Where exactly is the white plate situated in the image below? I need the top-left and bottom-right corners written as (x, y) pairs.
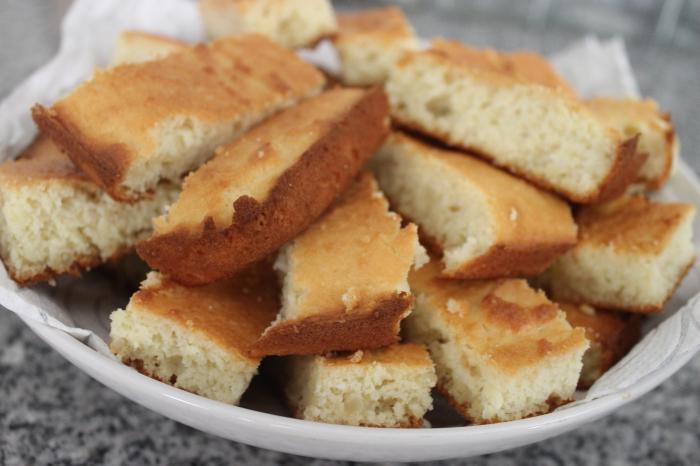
top-left (20, 298), bottom-right (699, 462)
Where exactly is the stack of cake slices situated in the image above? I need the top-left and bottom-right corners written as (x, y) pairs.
top-left (1, 1), bottom-right (693, 429)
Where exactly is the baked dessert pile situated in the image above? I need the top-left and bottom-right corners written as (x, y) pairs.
top-left (1, 1), bottom-right (694, 428)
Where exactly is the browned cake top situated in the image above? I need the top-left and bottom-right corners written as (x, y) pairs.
top-left (421, 39), bottom-right (577, 97)
top-left (282, 172), bottom-right (418, 320)
top-left (44, 34), bottom-right (325, 163)
top-left (153, 88), bottom-right (370, 235)
top-left (336, 6), bottom-right (413, 43)
top-left (129, 264), bottom-right (279, 361)
top-left (586, 97), bottom-right (672, 135)
top-left (320, 343), bottom-right (432, 367)
top-left (560, 301), bottom-right (641, 351)
top-left (0, 136), bottom-right (92, 187)
top-left (410, 260), bottom-right (587, 373)
top-left (576, 196), bottom-right (695, 255)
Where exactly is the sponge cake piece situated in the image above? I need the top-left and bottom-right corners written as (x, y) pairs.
top-left (333, 7), bottom-right (418, 86)
top-left (586, 97), bottom-right (676, 191)
top-left (112, 30), bottom-right (187, 65)
top-left (199, 0), bottom-right (337, 49)
top-left (385, 39), bottom-right (642, 203)
top-left (33, 34), bottom-right (325, 201)
top-left (544, 196), bottom-right (695, 313)
top-left (281, 344), bottom-right (437, 427)
top-left (372, 132), bottom-right (577, 279)
top-left (560, 302), bottom-right (642, 388)
top-left (405, 259), bottom-right (589, 424)
top-left (250, 173), bottom-right (424, 357)
top-left (137, 88), bottom-right (389, 286)
top-left (0, 137), bottom-right (178, 285)
top-left (109, 264), bottom-right (278, 405)
top-left (0, 29), bottom-right (190, 285)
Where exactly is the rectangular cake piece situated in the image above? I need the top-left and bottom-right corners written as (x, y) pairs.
top-left (586, 97), bottom-right (676, 191)
top-left (33, 34), bottom-right (325, 201)
top-left (111, 30), bottom-right (187, 65)
top-left (405, 259), bottom-right (588, 424)
top-left (137, 88), bottom-right (389, 286)
top-left (333, 6), bottom-right (418, 86)
top-left (199, 0), bottom-right (337, 49)
top-left (250, 173), bottom-right (425, 356)
top-left (372, 132), bottom-right (577, 279)
top-left (281, 344), bottom-right (437, 427)
top-left (543, 196), bottom-right (695, 313)
top-left (110, 264), bottom-right (278, 405)
top-left (0, 29), bottom-right (192, 285)
top-left (559, 302), bottom-right (641, 388)
top-left (0, 137), bottom-right (179, 285)
top-left (385, 39), bottom-right (642, 203)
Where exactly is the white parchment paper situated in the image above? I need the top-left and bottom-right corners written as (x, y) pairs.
top-left (0, 0), bottom-right (699, 406)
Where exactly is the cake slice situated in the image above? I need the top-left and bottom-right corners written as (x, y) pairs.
top-left (250, 173), bottom-right (425, 356)
top-left (0, 29), bottom-right (193, 285)
top-left (0, 137), bottom-right (178, 285)
top-left (33, 34), bottom-right (325, 201)
top-left (372, 132), bottom-right (577, 279)
top-left (385, 39), bottom-right (642, 203)
top-left (110, 263), bottom-right (278, 405)
top-left (405, 259), bottom-right (589, 424)
top-left (586, 97), bottom-right (677, 191)
top-left (280, 344), bottom-right (437, 427)
top-left (137, 87), bottom-right (389, 286)
top-left (333, 6), bottom-right (418, 86)
top-left (111, 30), bottom-right (187, 65)
top-left (560, 302), bottom-right (642, 388)
top-left (199, 0), bottom-right (337, 49)
top-left (543, 196), bottom-right (695, 313)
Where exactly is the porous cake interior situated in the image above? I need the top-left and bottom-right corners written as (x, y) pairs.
top-left (386, 54), bottom-right (617, 197)
top-left (0, 180), bottom-right (177, 282)
top-left (285, 353), bottom-right (435, 427)
top-left (373, 138), bottom-right (495, 274)
top-left (550, 209), bottom-right (695, 309)
top-left (405, 294), bottom-right (586, 423)
top-left (110, 291), bottom-right (257, 405)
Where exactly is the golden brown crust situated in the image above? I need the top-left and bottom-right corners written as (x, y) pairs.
top-left (248, 292), bottom-right (413, 357)
top-left (444, 240), bottom-right (577, 280)
top-left (32, 104), bottom-right (130, 200)
top-left (436, 384), bottom-right (571, 425)
top-left (560, 302), bottom-right (642, 388)
top-left (137, 88), bottom-right (390, 286)
top-left (334, 6), bottom-right (414, 43)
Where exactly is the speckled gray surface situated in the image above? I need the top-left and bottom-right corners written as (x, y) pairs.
top-left (1, 0), bottom-right (700, 464)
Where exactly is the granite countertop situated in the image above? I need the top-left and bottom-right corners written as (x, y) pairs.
top-left (1, 1), bottom-right (700, 464)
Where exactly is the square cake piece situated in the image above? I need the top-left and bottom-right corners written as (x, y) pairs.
top-left (560, 302), bottom-right (641, 388)
top-left (333, 6), bottom-right (418, 86)
top-left (544, 196), bottom-right (695, 313)
top-left (33, 35), bottom-right (325, 201)
top-left (199, 0), bottom-right (337, 49)
top-left (372, 132), bottom-right (577, 279)
top-left (110, 264), bottom-right (278, 405)
top-left (137, 88), bottom-right (389, 286)
top-left (250, 173), bottom-right (425, 356)
top-left (281, 344), bottom-right (436, 427)
top-left (405, 259), bottom-right (588, 424)
top-left (385, 39), bottom-right (643, 203)
top-left (586, 97), bottom-right (676, 191)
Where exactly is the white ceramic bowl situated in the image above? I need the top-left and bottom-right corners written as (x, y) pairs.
top-left (21, 313), bottom-right (697, 462)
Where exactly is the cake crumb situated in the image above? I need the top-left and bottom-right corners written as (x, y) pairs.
top-left (348, 350), bottom-right (364, 363)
